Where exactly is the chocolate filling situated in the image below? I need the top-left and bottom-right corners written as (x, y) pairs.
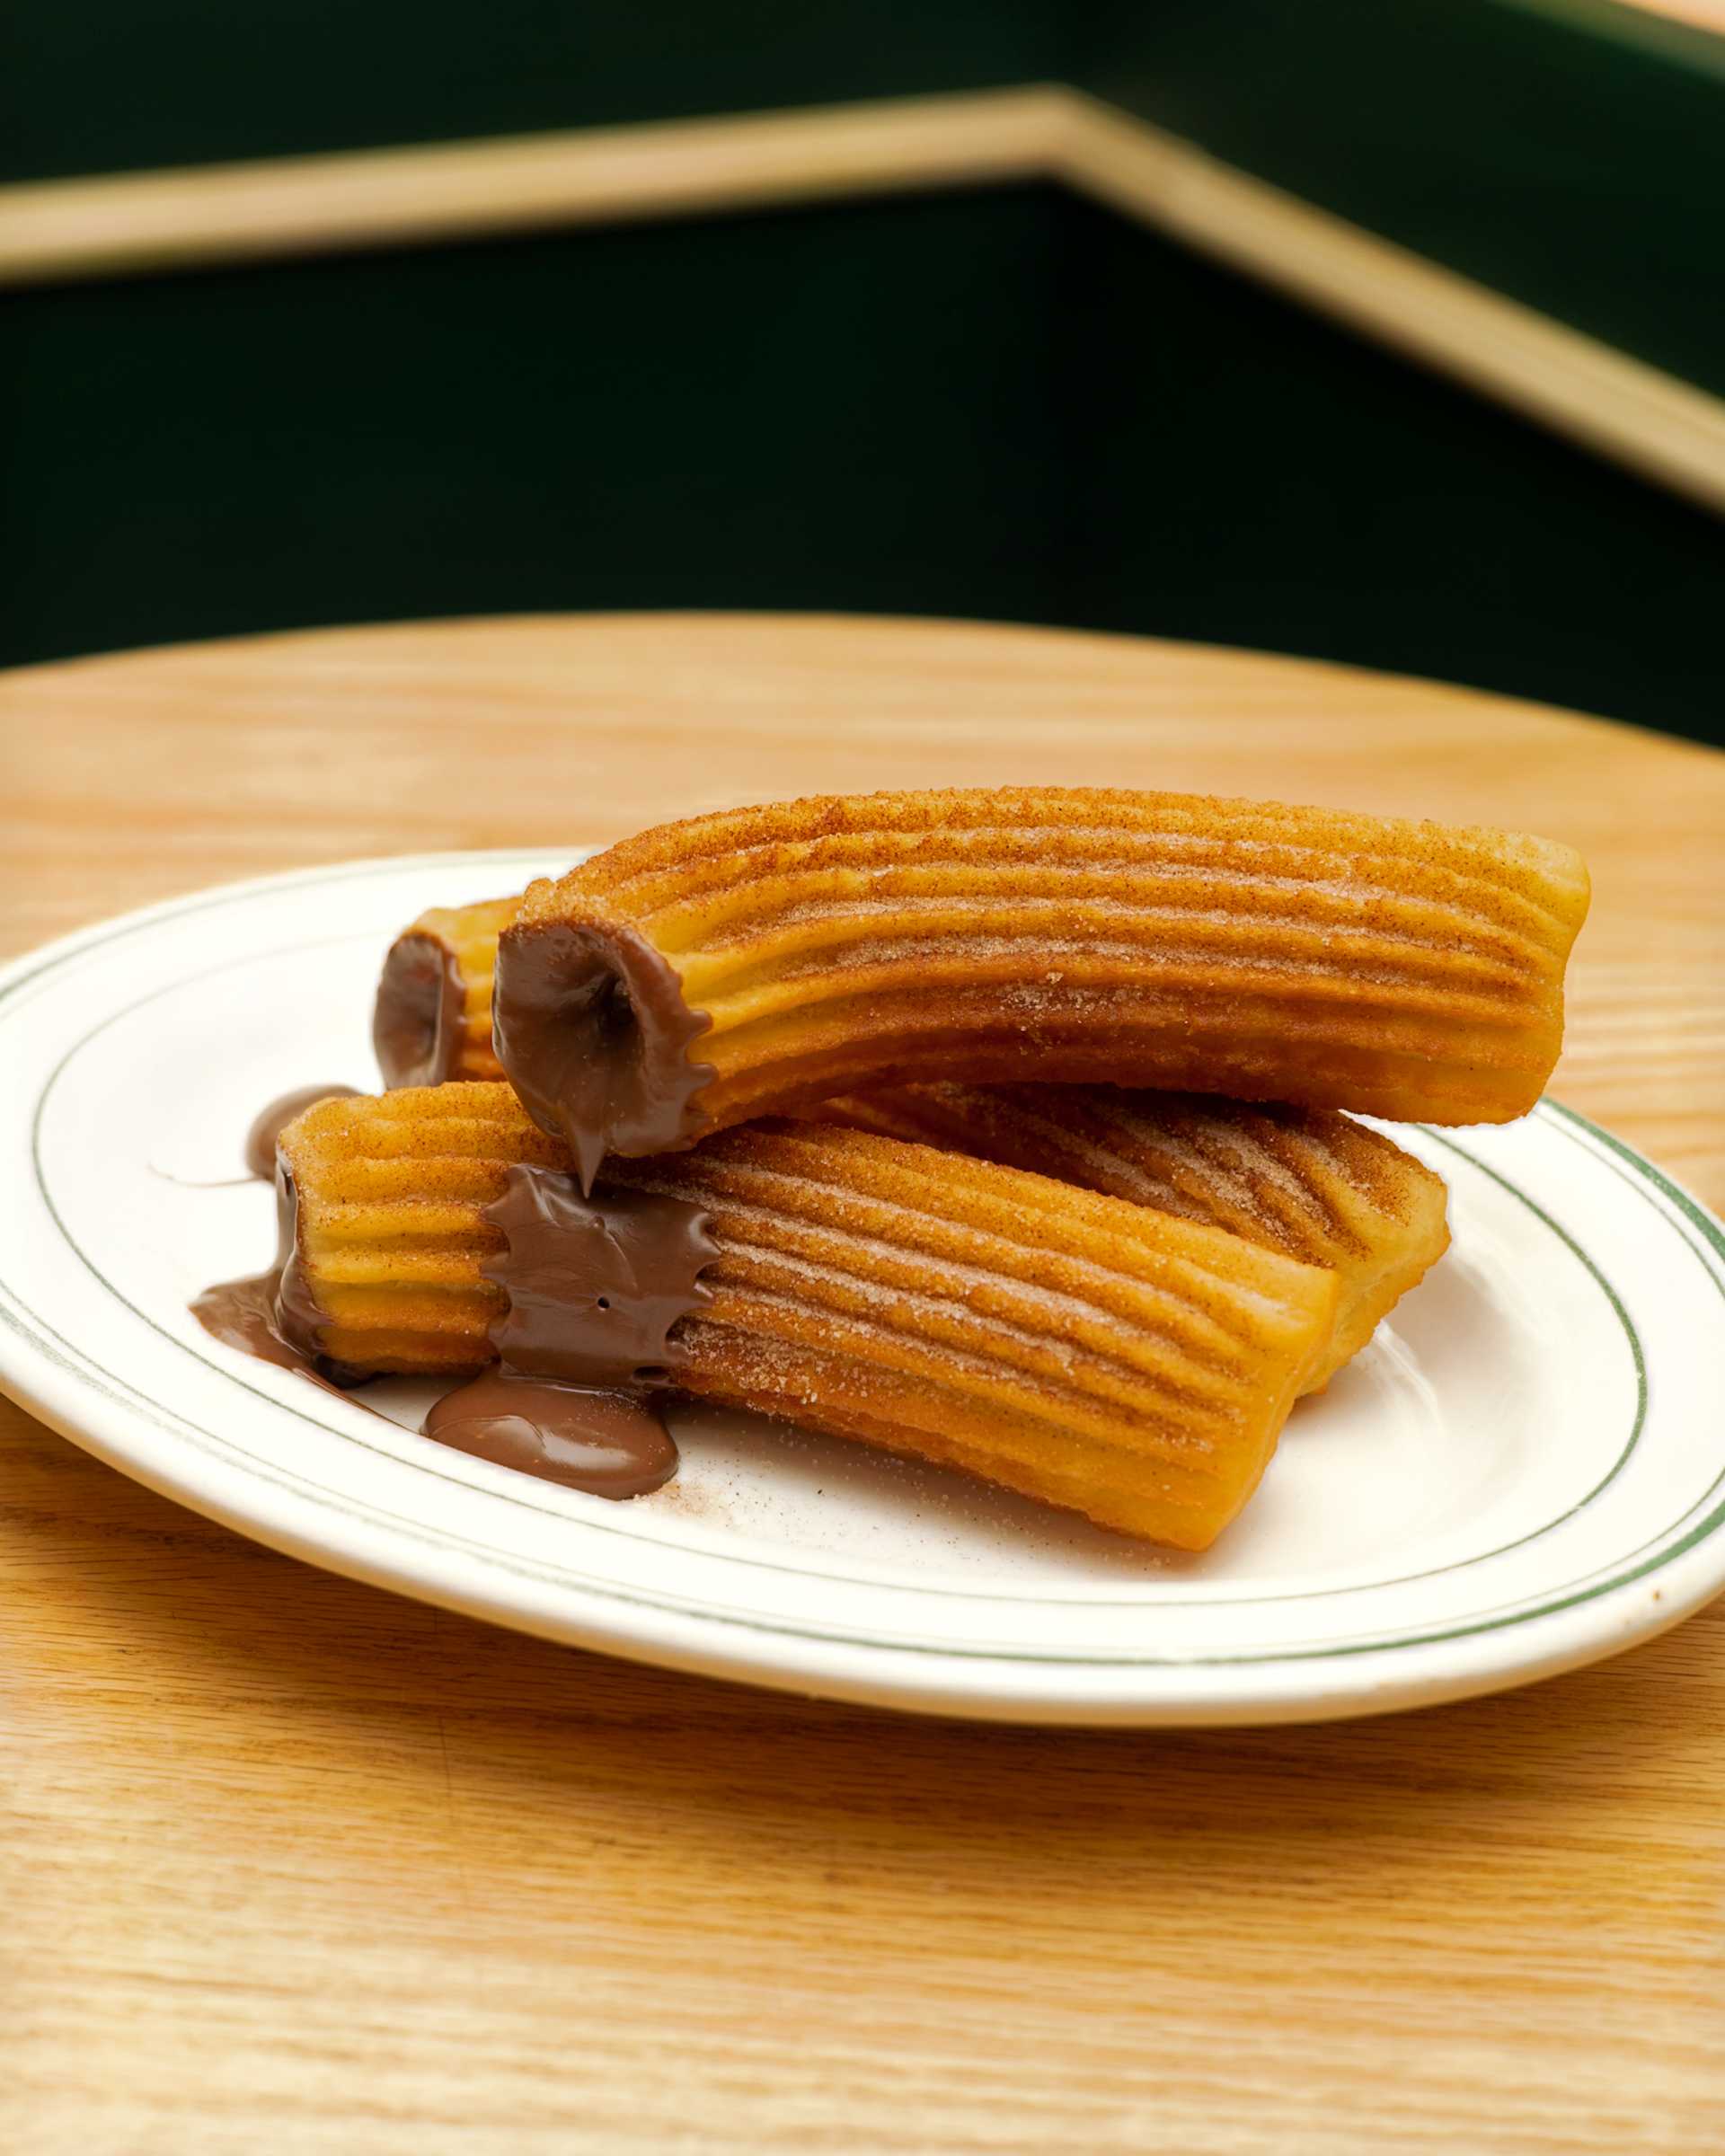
top-left (491, 921), bottom-right (715, 1192)
top-left (243, 1084), bottom-right (358, 1180)
top-left (373, 932), bottom-right (466, 1089)
top-left (424, 1164), bottom-right (717, 1497)
top-left (480, 1163), bottom-right (717, 1384)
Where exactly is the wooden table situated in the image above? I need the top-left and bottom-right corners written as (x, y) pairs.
top-left (4, 614), bottom-right (1723, 2153)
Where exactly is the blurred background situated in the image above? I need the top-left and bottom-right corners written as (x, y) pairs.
top-left (3, 0), bottom-right (1721, 743)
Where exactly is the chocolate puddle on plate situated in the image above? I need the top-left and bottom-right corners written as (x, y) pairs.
top-left (423, 1371), bottom-right (677, 1498)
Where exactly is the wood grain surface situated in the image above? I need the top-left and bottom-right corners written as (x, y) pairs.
top-left (4, 614), bottom-right (1722, 2153)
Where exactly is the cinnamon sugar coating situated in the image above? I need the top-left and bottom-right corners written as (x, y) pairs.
top-left (487, 786), bottom-right (1589, 1161)
top-left (817, 1086), bottom-right (1449, 1391)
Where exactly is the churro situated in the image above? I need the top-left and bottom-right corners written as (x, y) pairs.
top-left (818, 1086), bottom-right (1449, 1389)
top-left (483, 787), bottom-right (1588, 1183)
top-left (271, 1083), bottom-right (1340, 1547)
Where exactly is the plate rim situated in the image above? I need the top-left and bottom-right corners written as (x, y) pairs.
top-left (4, 851), bottom-right (1722, 1727)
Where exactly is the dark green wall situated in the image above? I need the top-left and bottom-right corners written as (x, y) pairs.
top-left (4, 187), bottom-right (1720, 742)
top-left (1055, 195), bottom-right (1724, 742)
top-left (4, 3), bottom-right (1721, 741)
top-left (1, 190), bottom-right (1067, 662)
top-left (2, 3), bottom-right (1057, 183)
top-left (10, 0), bottom-right (1719, 404)
top-left (1075, 0), bottom-right (1725, 399)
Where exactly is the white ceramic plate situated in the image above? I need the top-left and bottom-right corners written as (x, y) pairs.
top-left (4, 852), bottom-right (1723, 1726)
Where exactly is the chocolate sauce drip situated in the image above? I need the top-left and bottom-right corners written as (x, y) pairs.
top-left (422, 1373), bottom-right (677, 1498)
top-left (192, 1269), bottom-right (319, 1377)
top-left (192, 1170), bottom-right (377, 1401)
top-left (269, 1168), bottom-right (327, 1362)
top-left (420, 1163), bottom-right (718, 1494)
top-left (374, 932), bottom-right (466, 1089)
top-left (193, 1159), bottom-right (714, 1503)
top-left (480, 1163), bottom-right (718, 1384)
top-left (491, 921), bottom-right (714, 1192)
top-left (190, 1272), bottom-right (370, 1408)
top-left (243, 1084), bottom-right (358, 1180)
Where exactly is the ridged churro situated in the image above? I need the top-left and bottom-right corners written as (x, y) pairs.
top-left (373, 897), bottom-right (518, 1088)
top-left (486, 787), bottom-right (1589, 1182)
top-left (274, 1082), bottom-right (1340, 1547)
top-left (818, 1086), bottom-right (1449, 1390)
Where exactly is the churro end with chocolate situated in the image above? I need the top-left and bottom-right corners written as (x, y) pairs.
top-left (373, 897), bottom-right (518, 1090)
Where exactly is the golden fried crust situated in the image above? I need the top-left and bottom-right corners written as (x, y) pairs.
top-left (491, 786), bottom-right (1589, 1168)
top-left (277, 1082), bottom-right (1340, 1548)
top-left (373, 897), bottom-right (518, 1088)
top-left (818, 1086), bottom-right (1449, 1391)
